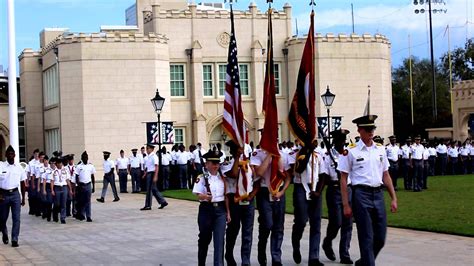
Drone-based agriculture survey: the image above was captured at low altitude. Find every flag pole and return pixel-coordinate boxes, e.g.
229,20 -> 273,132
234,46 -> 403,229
7,0 -> 19,163
409,34 -> 414,126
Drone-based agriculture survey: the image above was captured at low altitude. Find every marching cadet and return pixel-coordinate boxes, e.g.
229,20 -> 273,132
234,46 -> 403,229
400,138 -> 412,190
410,136 -> 424,192
291,139 -> 325,266
322,129 -> 354,265
140,146 -> 147,192
33,152 -> 47,218
129,149 -> 142,193
251,147 -> 291,266
193,149 -> 231,266
116,150 -> 130,193
50,157 -> 73,224
65,154 -> 76,217
37,155 -> 50,220
0,146 -> 27,247
338,115 -> 398,266
385,135 -> 400,190
42,157 -> 55,222
97,151 -> 119,203
140,144 -> 168,210
221,140 -> 257,266
75,151 -> 96,222
26,149 -> 40,216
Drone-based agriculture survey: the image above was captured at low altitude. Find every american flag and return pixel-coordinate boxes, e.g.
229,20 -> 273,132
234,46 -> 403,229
146,122 -> 174,144
222,5 -> 246,147
317,116 -> 342,138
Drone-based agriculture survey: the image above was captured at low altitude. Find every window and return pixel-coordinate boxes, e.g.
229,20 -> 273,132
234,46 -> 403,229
239,64 -> 249,96
218,64 -> 227,96
43,65 -> 59,107
274,63 -> 281,95
174,128 -> 184,145
203,64 -> 213,96
45,128 -> 60,157
170,64 -> 185,97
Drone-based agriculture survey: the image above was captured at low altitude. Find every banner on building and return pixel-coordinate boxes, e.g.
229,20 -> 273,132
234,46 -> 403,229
146,121 -> 174,145
316,116 -> 342,138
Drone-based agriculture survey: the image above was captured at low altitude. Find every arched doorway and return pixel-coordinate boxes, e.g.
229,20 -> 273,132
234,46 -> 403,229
209,124 -> 227,154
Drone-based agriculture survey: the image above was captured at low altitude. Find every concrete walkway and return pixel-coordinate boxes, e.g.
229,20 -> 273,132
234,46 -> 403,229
0,192 -> 472,265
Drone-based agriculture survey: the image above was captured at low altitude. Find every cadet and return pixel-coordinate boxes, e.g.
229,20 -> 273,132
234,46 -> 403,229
410,136 -> 424,192
34,152 -> 47,218
160,147 -> 172,190
338,115 -> 398,266
221,140 -> 257,266
436,139 -> 448,175
97,151 -> 119,203
42,157 -> 55,222
193,149 -> 230,266
251,148 -> 291,266
50,157 -> 73,224
65,154 -> 76,217
37,155 -> 50,220
0,146 -> 27,247
116,150 -> 130,193
385,135 -> 400,190
75,151 -> 96,222
400,138 -> 412,190
291,139 -> 325,266
322,129 -> 354,265
129,149 -> 142,193
140,144 -> 168,210
26,149 -> 40,215
422,140 -> 430,189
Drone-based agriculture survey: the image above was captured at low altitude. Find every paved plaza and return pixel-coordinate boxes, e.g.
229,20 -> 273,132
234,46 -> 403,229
0,189 -> 472,265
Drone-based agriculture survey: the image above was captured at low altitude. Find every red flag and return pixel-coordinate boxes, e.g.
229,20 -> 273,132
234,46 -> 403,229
260,8 -> 283,196
222,5 -> 246,147
288,10 -> 316,147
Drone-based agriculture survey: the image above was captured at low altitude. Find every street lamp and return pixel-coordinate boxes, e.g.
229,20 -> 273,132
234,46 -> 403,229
321,85 -> 335,143
151,89 -> 165,182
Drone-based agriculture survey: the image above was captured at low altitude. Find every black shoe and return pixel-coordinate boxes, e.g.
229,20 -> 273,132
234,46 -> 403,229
113,198 -> 120,202
322,241 -> 336,261
292,248 -> 302,264
340,258 -> 354,264
35,213 -> 42,217
272,262 -> 282,266
11,241 -> 18,247
225,253 -> 237,266
140,206 -> 151,211
47,217 -> 51,222
87,217 -> 93,222
96,198 -> 105,203
158,202 -> 168,209
2,234 -> 8,245
308,259 -> 324,266
61,220 -> 66,224
354,259 -> 362,266
53,218 -> 59,223
75,214 -> 85,221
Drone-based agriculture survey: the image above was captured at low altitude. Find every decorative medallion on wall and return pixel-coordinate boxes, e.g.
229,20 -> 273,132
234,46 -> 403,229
217,32 -> 231,48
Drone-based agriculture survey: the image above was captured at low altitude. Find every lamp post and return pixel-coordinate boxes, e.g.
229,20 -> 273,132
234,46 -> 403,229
151,89 -> 166,180
321,85 -> 336,145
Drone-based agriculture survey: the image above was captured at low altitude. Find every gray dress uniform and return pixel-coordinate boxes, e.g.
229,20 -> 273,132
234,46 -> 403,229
75,158 -> 96,221
99,154 -> 119,202
0,149 -> 27,247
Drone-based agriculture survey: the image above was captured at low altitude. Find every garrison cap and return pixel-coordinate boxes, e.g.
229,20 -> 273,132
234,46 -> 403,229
202,150 -> 223,163
352,115 -> 378,128
373,135 -> 384,144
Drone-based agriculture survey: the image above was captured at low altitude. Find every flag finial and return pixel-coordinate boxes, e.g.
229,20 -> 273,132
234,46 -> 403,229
309,0 -> 316,6
225,0 -> 237,4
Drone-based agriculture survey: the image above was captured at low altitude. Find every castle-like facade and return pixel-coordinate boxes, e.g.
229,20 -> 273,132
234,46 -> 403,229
19,0 -> 393,166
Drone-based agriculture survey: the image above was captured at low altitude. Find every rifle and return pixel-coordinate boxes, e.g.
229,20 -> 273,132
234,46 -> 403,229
322,136 -> 341,181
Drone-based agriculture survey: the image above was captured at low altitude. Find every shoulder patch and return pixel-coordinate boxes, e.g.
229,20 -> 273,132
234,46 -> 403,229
343,149 -> 349,156
252,151 -> 258,156
348,143 -> 357,149
376,143 -> 383,147
195,177 -> 200,184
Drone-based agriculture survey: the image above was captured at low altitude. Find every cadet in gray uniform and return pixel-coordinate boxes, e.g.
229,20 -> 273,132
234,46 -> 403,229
50,157 -> 73,224
193,150 -> 230,266
75,151 -> 96,222
129,149 -> 142,193
338,115 -> 398,266
140,144 -> 168,210
0,146 -> 28,247
322,129 -> 354,264
97,151 -> 120,203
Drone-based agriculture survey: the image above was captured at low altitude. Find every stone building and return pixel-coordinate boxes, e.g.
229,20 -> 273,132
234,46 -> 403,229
19,0 -> 393,165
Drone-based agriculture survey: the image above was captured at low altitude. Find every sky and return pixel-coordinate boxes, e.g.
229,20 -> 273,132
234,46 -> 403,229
0,0 -> 472,73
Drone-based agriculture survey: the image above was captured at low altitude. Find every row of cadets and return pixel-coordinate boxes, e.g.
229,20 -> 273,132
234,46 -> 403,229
0,146 -> 27,247
97,151 -> 120,203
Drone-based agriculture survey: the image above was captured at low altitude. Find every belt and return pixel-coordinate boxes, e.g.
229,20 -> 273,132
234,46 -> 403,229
329,180 -> 340,187
389,159 -> 398,163
118,169 -> 128,171
54,185 -> 67,188
78,182 -> 91,186
201,201 -> 225,207
131,167 -> 140,169
0,187 -> 18,193
413,159 -> 422,161
352,184 -> 382,192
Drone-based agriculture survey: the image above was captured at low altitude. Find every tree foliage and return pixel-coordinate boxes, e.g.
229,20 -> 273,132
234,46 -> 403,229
441,38 -> 474,81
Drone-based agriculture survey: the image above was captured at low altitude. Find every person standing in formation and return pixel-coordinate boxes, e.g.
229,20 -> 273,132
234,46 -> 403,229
74,151 -> 96,222
97,151 -> 119,203
50,157 -> 73,224
129,149 -> 142,193
385,135 -> 400,191
116,150 -> 130,193
41,157 -> 55,222
65,154 -> 76,217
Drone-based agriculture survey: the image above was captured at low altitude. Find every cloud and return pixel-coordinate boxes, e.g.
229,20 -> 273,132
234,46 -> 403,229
295,0 -> 470,33
16,0 -> 132,8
